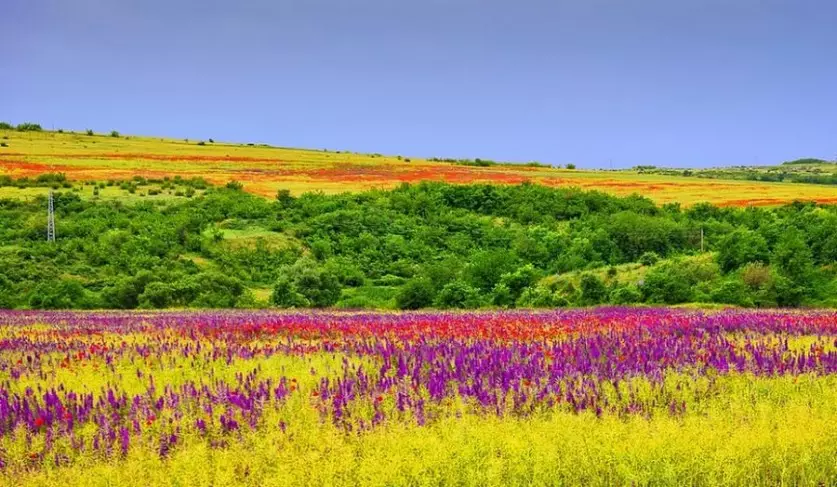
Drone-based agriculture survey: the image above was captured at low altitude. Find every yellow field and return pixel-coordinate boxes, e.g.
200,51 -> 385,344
3,129 -> 837,206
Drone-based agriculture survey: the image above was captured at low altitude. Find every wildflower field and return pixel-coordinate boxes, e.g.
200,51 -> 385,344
4,129 -> 837,207
2,309 -> 837,486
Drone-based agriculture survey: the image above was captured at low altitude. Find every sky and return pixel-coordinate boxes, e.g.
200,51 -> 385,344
2,0 -> 836,168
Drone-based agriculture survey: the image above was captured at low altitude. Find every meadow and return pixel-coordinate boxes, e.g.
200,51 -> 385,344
4,128 -> 837,206
3,308 -> 837,486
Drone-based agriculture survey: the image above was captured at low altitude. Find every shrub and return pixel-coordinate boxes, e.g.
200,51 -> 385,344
516,286 -> 559,308
226,180 -> 244,191
16,122 -> 42,132
495,264 -> 542,303
710,278 -> 753,307
565,163 -> 576,170
434,280 -> 482,309
641,262 -> 693,304
579,273 -> 608,305
276,189 -> 295,207
741,262 -> 772,290
0,143 -> 7,148
272,259 -> 341,308
717,229 -> 769,272
0,122 -> 12,130
86,129 -> 94,136
396,277 -> 436,309
639,251 -> 660,266
197,141 -> 205,146
324,258 -> 365,287
610,285 -> 642,304
110,130 -> 120,137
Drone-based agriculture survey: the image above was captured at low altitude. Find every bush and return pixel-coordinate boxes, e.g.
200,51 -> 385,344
110,130 -> 120,138
0,122 -> 12,130
276,189 -> 295,208
396,277 -> 436,309
517,286 -> 560,308
226,180 -> 244,191
86,129 -> 94,136
324,258 -> 365,287
741,262 -> 772,290
495,264 -> 542,303
610,285 -> 642,304
641,262 -> 694,304
16,122 -> 42,132
639,251 -> 660,266
271,259 -> 341,308
29,279 -> 98,309
491,283 -> 515,307
565,163 -> 576,170
710,278 -> 753,306
579,273 -> 608,305
434,280 -> 483,309
717,229 -> 769,272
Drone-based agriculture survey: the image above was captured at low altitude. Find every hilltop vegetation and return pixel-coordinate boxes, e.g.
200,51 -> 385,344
636,157 -> 837,186
1,178 -> 836,310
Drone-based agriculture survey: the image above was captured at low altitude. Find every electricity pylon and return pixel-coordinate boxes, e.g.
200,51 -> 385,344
47,190 -> 55,242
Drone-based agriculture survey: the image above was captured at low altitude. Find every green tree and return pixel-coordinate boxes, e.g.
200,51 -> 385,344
717,229 -> 769,272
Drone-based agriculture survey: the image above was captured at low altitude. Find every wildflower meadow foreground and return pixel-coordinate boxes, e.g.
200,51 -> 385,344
2,308 -> 837,486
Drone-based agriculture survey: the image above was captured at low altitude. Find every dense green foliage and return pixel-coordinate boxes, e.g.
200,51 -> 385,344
1,179 -> 836,309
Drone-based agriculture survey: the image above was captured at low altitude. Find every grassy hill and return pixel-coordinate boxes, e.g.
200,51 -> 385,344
4,126 -> 837,206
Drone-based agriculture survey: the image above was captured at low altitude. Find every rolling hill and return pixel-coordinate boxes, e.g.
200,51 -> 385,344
3,126 -> 837,206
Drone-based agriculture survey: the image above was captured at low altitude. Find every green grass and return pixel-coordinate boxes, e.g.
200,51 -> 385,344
336,285 -> 400,309
205,226 -> 296,251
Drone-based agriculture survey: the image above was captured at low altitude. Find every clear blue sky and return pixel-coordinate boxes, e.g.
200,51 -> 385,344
3,0 -> 836,168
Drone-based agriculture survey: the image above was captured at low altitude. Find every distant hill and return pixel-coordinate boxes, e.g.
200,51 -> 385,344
782,158 -> 832,165
3,124 -> 837,207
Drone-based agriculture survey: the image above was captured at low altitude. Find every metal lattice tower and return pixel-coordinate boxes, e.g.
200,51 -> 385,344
47,190 -> 56,242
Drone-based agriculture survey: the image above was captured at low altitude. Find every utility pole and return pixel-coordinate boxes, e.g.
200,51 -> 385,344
47,190 -> 55,243
700,227 -> 704,253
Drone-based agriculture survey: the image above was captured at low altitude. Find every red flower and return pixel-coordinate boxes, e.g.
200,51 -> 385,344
375,395 -> 384,403
34,417 -> 44,428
